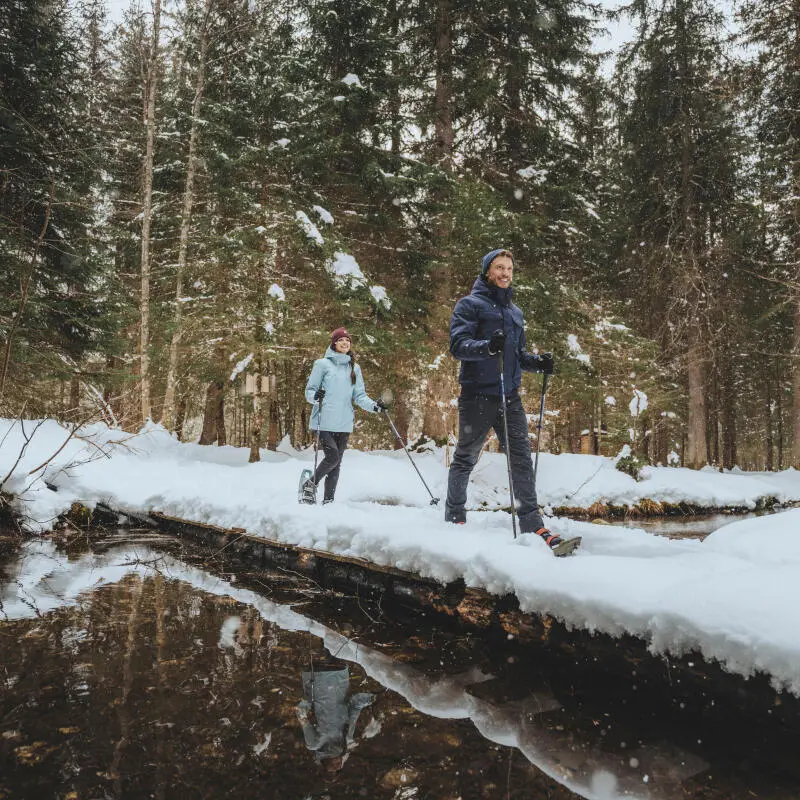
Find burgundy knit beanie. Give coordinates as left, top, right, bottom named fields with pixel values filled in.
left=330, top=327, right=351, bottom=347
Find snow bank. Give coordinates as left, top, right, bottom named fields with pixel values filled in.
left=2, top=418, right=800, bottom=695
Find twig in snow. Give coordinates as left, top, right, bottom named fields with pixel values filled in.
left=25, top=410, right=102, bottom=478
left=0, top=416, right=46, bottom=492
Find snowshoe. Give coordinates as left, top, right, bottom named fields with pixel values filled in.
left=536, top=528, right=581, bottom=557
left=551, top=536, right=581, bottom=558
left=298, top=468, right=316, bottom=505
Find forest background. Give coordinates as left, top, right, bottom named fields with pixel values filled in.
left=1, top=0, right=798, bottom=471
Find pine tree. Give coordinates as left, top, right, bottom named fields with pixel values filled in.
left=613, top=0, right=742, bottom=467
left=0, top=0, right=111, bottom=415
left=739, top=0, right=800, bottom=467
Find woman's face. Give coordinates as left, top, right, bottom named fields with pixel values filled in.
left=334, top=337, right=351, bottom=353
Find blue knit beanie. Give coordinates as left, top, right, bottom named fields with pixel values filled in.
left=481, top=248, right=514, bottom=277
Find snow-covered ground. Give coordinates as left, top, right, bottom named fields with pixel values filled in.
left=2, top=418, right=800, bottom=696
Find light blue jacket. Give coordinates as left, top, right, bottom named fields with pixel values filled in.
left=305, top=348, right=377, bottom=432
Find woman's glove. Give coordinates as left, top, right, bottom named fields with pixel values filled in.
left=374, top=398, right=389, bottom=412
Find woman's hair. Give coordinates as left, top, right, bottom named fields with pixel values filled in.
left=348, top=349, right=357, bottom=385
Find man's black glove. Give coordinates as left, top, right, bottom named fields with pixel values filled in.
left=488, top=330, right=506, bottom=355
left=374, top=398, right=389, bottom=412
left=539, top=352, right=554, bottom=374
left=314, top=388, right=326, bottom=402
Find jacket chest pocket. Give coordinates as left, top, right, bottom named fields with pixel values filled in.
left=478, top=307, right=505, bottom=339
left=327, top=364, right=349, bottom=393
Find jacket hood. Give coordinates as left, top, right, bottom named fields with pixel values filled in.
left=324, top=347, right=352, bottom=363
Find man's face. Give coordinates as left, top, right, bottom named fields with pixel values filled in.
left=486, top=255, right=514, bottom=288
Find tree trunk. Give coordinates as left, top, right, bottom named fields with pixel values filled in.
left=775, top=364, right=784, bottom=469
left=249, top=362, right=264, bottom=462
left=216, top=390, right=227, bottom=446
left=433, top=0, right=453, bottom=167
left=685, top=336, right=708, bottom=469
left=502, top=26, right=524, bottom=205
left=635, top=410, right=649, bottom=461
left=764, top=372, right=774, bottom=470
left=69, top=375, right=80, bottom=421
left=175, top=396, right=187, bottom=442
left=139, top=0, right=162, bottom=425
left=675, top=0, right=707, bottom=470
left=792, top=305, right=800, bottom=467
left=653, top=415, right=668, bottom=466
left=707, top=372, right=718, bottom=466
left=163, top=0, right=212, bottom=430
left=267, top=372, right=279, bottom=450
left=721, top=363, right=737, bottom=470
left=198, top=380, right=223, bottom=445
left=422, top=0, right=456, bottom=443
left=791, top=0, right=800, bottom=465
left=388, top=0, right=401, bottom=156
left=393, top=395, right=410, bottom=449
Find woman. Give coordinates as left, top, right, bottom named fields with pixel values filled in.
left=302, top=327, right=385, bottom=504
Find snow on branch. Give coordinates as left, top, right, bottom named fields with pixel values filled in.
left=295, top=211, right=324, bottom=246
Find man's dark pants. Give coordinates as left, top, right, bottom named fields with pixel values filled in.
left=445, top=392, right=545, bottom=532
left=313, top=431, right=350, bottom=502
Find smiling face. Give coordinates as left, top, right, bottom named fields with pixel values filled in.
left=334, top=336, right=351, bottom=353
left=485, top=254, right=514, bottom=288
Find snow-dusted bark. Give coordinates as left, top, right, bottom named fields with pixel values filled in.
left=198, top=380, right=224, bottom=445
left=139, top=0, right=162, bottom=425
left=163, top=0, right=213, bottom=431
left=422, top=0, right=456, bottom=443
left=249, top=360, right=264, bottom=463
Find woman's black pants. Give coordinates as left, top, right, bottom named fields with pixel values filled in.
left=312, top=431, right=350, bottom=502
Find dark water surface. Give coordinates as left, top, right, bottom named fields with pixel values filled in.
left=604, top=509, right=782, bottom=539
left=1, top=530, right=798, bottom=800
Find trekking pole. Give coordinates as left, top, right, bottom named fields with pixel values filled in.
left=497, top=349, right=518, bottom=539
left=532, top=373, right=550, bottom=490
left=381, top=409, right=440, bottom=506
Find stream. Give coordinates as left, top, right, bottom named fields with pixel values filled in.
left=603, top=509, right=779, bottom=539
left=0, top=527, right=797, bottom=800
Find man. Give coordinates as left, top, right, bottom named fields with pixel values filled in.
left=445, top=248, right=563, bottom=550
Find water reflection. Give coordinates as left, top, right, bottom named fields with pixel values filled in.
left=298, top=661, right=374, bottom=770
left=0, top=534, right=797, bottom=799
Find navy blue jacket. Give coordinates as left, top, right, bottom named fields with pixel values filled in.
left=450, top=277, right=545, bottom=396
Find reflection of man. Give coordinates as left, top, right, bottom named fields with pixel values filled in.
left=296, top=661, right=374, bottom=772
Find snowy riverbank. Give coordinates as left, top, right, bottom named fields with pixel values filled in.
left=3, top=419, right=799, bottom=526
left=2, top=418, right=800, bottom=695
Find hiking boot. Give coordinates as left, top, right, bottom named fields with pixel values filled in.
left=535, top=527, right=563, bottom=550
